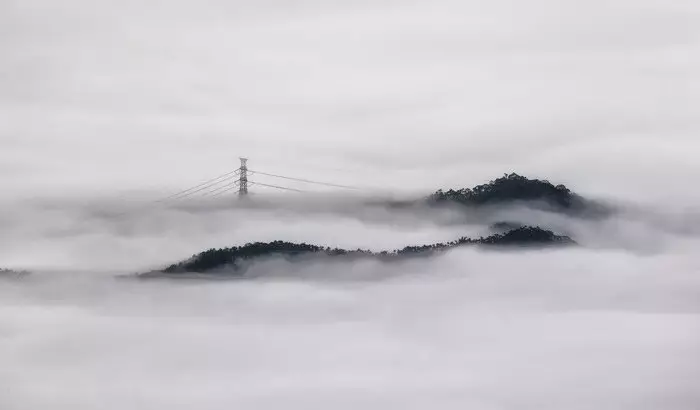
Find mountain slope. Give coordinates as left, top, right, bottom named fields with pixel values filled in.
left=144, top=226, right=575, bottom=276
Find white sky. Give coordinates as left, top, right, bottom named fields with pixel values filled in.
left=2, top=0, right=699, bottom=200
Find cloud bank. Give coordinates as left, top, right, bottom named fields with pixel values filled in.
left=2, top=192, right=700, bottom=409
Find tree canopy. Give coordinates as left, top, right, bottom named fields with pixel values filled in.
left=152, top=226, right=575, bottom=276
left=428, top=173, right=582, bottom=210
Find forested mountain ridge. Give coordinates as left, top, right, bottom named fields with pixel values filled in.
left=146, top=226, right=574, bottom=276
left=428, top=173, right=590, bottom=211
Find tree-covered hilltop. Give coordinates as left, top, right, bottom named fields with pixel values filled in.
left=393, top=226, right=574, bottom=253
left=161, top=241, right=373, bottom=274
left=428, top=173, right=588, bottom=211
left=476, top=226, right=574, bottom=245
left=149, top=226, right=574, bottom=276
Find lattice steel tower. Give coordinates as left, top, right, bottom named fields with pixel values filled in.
left=238, top=157, right=248, bottom=197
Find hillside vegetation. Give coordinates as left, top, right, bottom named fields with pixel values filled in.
left=150, top=226, right=574, bottom=276
left=428, top=173, right=596, bottom=213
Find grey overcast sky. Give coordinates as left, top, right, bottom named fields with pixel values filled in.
left=1, top=0, right=699, bottom=200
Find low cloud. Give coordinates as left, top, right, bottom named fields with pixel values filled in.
left=2, top=242, right=700, bottom=409
left=2, top=188, right=700, bottom=409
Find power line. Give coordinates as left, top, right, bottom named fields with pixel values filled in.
left=247, top=170, right=360, bottom=190
left=126, top=158, right=385, bottom=212
left=201, top=180, right=240, bottom=197
left=156, top=169, right=240, bottom=202
left=248, top=181, right=307, bottom=193
left=210, top=183, right=242, bottom=198
left=166, top=174, right=240, bottom=200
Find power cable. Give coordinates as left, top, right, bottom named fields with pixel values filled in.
left=248, top=181, right=306, bottom=193
left=201, top=180, right=240, bottom=197
left=247, top=170, right=359, bottom=190
left=156, top=169, right=240, bottom=202
left=210, top=185, right=242, bottom=198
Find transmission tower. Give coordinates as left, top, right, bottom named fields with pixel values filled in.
left=238, top=157, right=248, bottom=197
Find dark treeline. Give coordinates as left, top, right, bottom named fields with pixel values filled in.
left=152, top=226, right=574, bottom=276
left=429, top=173, right=577, bottom=207
left=426, top=173, right=610, bottom=217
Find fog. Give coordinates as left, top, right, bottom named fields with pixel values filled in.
left=3, top=0, right=700, bottom=408
left=4, top=251, right=700, bottom=409
left=1, top=196, right=700, bottom=409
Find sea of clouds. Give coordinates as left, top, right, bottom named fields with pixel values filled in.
left=2, top=0, right=700, bottom=408
left=1, top=196, right=700, bottom=409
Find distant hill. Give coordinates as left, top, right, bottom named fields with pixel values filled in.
left=427, top=173, right=607, bottom=216
left=142, top=226, right=575, bottom=277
